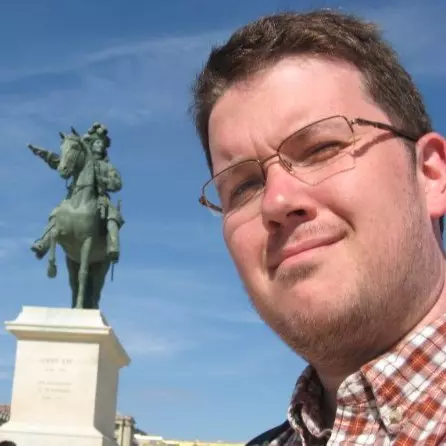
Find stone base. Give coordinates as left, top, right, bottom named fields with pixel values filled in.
left=0, top=423, right=117, bottom=446
left=0, top=306, right=130, bottom=446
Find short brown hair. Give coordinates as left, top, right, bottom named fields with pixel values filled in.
left=192, top=10, right=432, bottom=172
left=192, top=10, right=444, bottom=232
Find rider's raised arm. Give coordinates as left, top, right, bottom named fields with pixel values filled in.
left=28, top=144, right=60, bottom=170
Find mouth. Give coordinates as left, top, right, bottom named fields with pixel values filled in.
left=268, top=233, right=345, bottom=272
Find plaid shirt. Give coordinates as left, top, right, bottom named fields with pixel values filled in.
left=248, top=315, right=446, bottom=446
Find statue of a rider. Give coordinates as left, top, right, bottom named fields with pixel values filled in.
left=29, top=122, right=124, bottom=263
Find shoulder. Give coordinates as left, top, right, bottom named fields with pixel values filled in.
left=246, top=421, right=291, bottom=446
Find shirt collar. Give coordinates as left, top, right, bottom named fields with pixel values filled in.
left=287, top=313, right=446, bottom=439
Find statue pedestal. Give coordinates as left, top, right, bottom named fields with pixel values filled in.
left=0, top=306, right=130, bottom=446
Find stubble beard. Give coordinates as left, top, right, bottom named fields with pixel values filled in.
left=249, top=207, right=435, bottom=370
left=250, top=260, right=392, bottom=368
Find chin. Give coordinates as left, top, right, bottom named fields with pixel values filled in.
left=259, top=277, right=353, bottom=324
left=259, top=296, right=368, bottom=361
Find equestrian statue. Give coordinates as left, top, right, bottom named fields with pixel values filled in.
left=28, top=122, right=124, bottom=309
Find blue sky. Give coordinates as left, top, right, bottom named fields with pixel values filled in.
left=0, top=0, right=445, bottom=442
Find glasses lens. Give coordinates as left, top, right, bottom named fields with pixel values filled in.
left=279, top=116, right=356, bottom=185
left=204, top=160, right=265, bottom=214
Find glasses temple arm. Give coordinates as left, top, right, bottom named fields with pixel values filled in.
left=353, top=118, right=419, bottom=143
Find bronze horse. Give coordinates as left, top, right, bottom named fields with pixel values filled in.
left=46, top=133, right=111, bottom=309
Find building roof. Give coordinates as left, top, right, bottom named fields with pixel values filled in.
left=0, top=405, right=10, bottom=424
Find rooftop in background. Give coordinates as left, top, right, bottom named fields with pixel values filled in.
left=0, top=406, right=244, bottom=446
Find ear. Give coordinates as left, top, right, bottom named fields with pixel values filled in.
left=417, top=132, right=446, bottom=221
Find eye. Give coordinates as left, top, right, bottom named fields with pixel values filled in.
left=225, top=176, right=264, bottom=210
left=300, top=141, right=347, bottom=165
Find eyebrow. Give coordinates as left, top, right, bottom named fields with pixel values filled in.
left=213, top=149, right=259, bottom=172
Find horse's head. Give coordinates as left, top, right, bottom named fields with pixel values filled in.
left=57, top=132, right=87, bottom=179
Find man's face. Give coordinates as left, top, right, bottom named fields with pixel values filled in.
left=208, top=57, right=435, bottom=364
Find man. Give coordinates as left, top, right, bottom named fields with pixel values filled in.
left=29, top=122, right=123, bottom=263
left=192, top=9, right=446, bottom=445
left=81, top=122, right=124, bottom=263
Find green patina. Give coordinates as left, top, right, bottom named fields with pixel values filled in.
left=28, top=123, right=124, bottom=309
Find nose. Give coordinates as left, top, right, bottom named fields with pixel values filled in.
left=261, top=163, right=317, bottom=232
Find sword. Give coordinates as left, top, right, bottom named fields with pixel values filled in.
left=110, top=199, right=122, bottom=282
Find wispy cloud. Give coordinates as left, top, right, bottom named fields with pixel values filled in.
left=195, top=308, right=261, bottom=325
left=100, top=264, right=259, bottom=365
left=119, top=328, right=196, bottom=358
left=109, top=267, right=224, bottom=297
left=0, top=237, right=32, bottom=261
left=124, top=220, right=225, bottom=253
left=106, top=270, right=257, bottom=329
left=0, top=29, right=228, bottom=154
left=132, top=386, right=198, bottom=404
left=0, top=31, right=226, bottom=84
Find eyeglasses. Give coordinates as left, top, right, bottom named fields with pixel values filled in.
left=199, top=115, right=418, bottom=215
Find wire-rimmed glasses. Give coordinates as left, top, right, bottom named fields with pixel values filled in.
left=199, top=115, right=418, bottom=215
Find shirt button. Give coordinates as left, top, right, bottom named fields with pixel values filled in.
left=384, top=407, right=403, bottom=425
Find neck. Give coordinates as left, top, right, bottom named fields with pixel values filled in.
left=69, top=159, right=96, bottom=206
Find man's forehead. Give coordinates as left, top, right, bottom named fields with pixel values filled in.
left=209, top=57, right=369, bottom=157
left=211, top=57, right=367, bottom=122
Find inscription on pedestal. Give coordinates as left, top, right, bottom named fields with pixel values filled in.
left=36, top=357, right=74, bottom=402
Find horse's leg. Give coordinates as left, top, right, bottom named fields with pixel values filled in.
left=83, top=269, right=95, bottom=309
left=89, top=260, right=111, bottom=309
left=66, top=256, right=79, bottom=308
left=76, top=237, right=93, bottom=309
left=47, top=228, right=58, bottom=278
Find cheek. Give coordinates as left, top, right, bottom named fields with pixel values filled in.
left=326, top=152, right=416, bottom=243
left=223, top=216, right=265, bottom=278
